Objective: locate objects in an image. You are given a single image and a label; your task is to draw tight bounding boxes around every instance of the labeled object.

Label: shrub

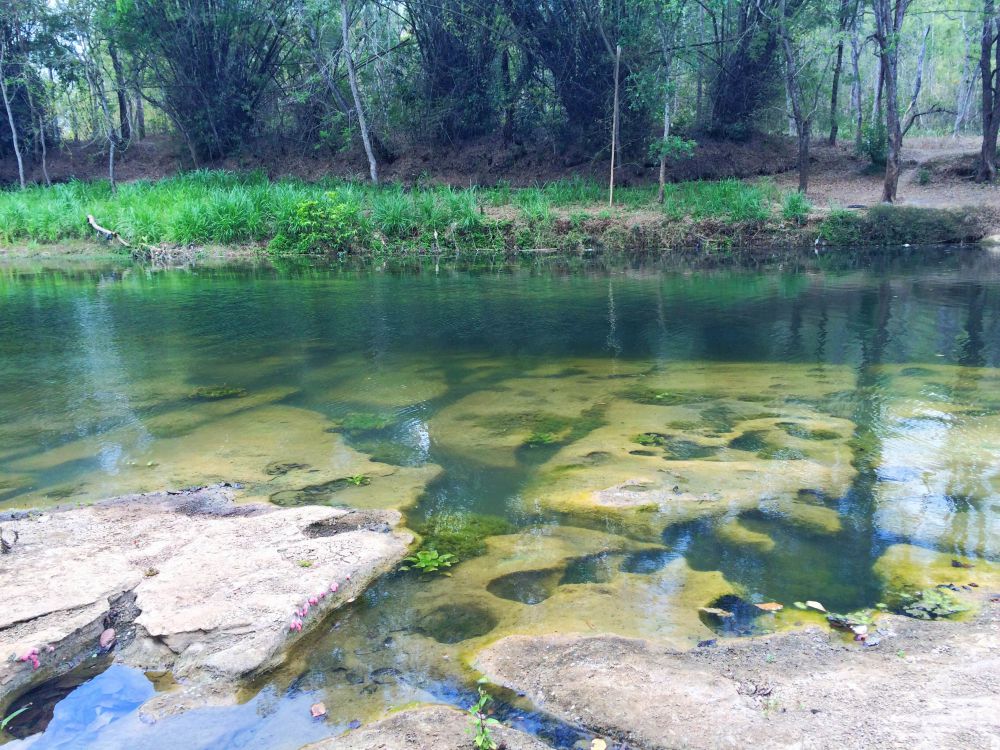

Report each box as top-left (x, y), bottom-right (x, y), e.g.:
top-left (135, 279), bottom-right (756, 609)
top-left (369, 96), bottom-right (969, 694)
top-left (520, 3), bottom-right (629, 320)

top-left (269, 192), bottom-right (362, 254)
top-left (782, 191), bottom-right (812, 225)
top-left (817, 209), bottom-right (864, 245)
top-left (860, 119), bottom-right (887, 167)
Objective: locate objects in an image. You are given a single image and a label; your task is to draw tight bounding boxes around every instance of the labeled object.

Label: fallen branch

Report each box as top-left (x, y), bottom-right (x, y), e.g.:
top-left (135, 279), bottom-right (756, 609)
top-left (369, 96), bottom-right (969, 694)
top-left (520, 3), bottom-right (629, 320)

top-left (86, 214), bottom-right (130, 247)
top-left (902, 105), bottom-right (953, 137)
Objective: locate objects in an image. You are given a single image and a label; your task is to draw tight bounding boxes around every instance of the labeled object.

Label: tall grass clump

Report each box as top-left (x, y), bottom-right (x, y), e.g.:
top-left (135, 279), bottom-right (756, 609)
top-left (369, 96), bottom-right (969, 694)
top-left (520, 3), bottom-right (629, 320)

top-left (661, 179), bottom-right (773, 222)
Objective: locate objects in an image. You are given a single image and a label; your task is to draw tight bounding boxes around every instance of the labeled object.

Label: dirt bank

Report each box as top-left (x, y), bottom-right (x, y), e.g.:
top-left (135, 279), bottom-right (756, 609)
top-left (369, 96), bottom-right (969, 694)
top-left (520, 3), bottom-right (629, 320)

top-left (0, 484), bottom-right (410, 712)
top-left (476, 597), bottom-right (1000, 750)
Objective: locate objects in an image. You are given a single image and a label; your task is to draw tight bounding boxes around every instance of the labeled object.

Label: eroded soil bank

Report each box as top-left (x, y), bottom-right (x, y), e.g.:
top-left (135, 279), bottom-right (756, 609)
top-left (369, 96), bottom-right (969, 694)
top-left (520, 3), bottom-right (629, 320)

top-left (0, 485), bottom-right (410, 715)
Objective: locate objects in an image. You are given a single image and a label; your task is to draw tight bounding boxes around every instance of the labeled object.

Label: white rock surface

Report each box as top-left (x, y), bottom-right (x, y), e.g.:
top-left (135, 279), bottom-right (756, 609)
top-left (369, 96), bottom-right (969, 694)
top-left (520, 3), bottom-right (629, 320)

top-left (0, 485), bottom-right (410, 705)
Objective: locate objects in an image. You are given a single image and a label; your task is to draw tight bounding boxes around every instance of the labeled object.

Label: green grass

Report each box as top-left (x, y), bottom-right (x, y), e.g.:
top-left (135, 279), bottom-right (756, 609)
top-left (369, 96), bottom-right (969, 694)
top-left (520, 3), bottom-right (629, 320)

top-left (0, 171), bottom-right (791, 253)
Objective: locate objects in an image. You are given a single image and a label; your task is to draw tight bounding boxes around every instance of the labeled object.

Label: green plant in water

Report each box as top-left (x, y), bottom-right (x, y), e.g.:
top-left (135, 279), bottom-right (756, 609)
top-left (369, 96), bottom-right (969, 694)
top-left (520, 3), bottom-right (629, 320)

top-left (190, 384), bottom-right (247, 401)
top-left (345, 474), bottom-right (369, 486)
top-left (896, 588), bottom-right (968, 620)
top-left (525, 431), bottom-right (558, 447)
top-left (2, 705), bottom-right (29, 733)
top-left (337, 411), bottom-right (394, 432)
top-left (412, 513), bottom-right (514, 560)
top-left (400, 549), bottom-right (456, 574)
top-left (467, 680), bottom-right (500, 750)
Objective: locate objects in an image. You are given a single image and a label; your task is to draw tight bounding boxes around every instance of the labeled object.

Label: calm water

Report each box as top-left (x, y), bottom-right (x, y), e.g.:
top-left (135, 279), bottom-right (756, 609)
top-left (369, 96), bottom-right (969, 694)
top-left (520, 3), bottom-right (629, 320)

top-left (2, 249), bottom-right (999, 748)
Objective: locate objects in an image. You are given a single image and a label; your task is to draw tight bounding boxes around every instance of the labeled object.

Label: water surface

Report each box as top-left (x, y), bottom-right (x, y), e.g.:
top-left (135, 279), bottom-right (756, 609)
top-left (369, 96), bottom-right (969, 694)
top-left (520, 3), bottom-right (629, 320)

top-left (2, 248), bottom-right (999, 748)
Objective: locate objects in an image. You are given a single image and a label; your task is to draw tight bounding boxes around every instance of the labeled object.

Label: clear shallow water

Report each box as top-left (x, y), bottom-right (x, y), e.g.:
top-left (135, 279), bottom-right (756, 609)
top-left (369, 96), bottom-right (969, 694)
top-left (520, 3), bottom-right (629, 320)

top-left (2, 249), bottom-right (1000, 748)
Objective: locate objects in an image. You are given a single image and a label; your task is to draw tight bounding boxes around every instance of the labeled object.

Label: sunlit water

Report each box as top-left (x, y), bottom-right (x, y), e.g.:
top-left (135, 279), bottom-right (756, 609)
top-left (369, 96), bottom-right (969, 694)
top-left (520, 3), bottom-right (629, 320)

top-left (2, 249), bottom-right (999, 748)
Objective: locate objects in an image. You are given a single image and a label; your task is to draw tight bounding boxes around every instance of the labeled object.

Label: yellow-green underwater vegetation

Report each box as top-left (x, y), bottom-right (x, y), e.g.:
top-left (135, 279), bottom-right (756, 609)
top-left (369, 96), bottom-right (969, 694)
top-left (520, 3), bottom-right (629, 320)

top-left (1, 250), bottom-right (999, 746)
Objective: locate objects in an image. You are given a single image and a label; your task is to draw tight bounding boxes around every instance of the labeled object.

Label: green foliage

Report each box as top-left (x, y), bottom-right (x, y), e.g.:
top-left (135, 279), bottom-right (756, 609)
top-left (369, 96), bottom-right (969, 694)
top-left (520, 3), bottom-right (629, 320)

top-left (860, 119), bottom-right (888, 168)
top-left (781, 191), bottom-right (811, 224)
top-left (270, 193), bottom-right (362, 254)
top-left (467, 682), bottom-right (500, 750)
top-left (648, 135), bottom-right (697, 161)
top-left (400, 548), bottom-right (456, 574)
top-left (917, 167), bottom-right (931, 185)
top-left (345, 474), bottom-right (370, 486)
top-left (817, 209), bottom-right (864, 245)
top-left (896, 588), bottom-right (967, 620)
top-left (411, 513), bottom-right (514, 560)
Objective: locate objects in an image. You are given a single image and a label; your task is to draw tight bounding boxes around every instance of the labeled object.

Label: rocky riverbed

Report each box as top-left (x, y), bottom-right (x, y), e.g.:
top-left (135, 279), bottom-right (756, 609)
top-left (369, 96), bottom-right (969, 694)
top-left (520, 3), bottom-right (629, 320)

top-left (0, 484), bottom-right (410, 713)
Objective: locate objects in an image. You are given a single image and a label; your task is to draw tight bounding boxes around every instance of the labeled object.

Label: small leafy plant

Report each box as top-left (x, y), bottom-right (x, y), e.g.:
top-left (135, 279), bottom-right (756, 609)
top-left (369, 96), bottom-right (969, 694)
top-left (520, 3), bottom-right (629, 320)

top-left (781, 191), bottom-right (811, 225)
top-left (2, 705), bottom-right (30, 733)
top-left (648, 135), bottom-right (697, 161)
top-left (346, 474), bottom-right (369, 487)
top-left (400, 549), bottom-right (456, 574)
top-left (467, 680), bottom-right (500, 750)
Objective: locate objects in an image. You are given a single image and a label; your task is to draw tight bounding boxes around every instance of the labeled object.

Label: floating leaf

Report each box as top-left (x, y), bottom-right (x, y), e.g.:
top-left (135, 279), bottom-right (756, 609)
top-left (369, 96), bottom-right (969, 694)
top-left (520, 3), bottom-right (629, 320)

top-left (592, 740), bottom-right (608, 750)
top-left (793, 601), bottom-right (806, 610)
top-left (755, 602), bottom-right (783, 612)
top-left (806, 600), bottom-right (826, 612)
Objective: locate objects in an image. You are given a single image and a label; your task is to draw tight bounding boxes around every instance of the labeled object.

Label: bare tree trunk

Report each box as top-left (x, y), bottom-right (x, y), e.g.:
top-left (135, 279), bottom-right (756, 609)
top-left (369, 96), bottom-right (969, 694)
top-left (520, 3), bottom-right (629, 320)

top-left (873, 0), bottom-right (912, 202)
top-left (609, 45), bottom-right (621, 206)
top-left (135, 88), bottom-right (146, 139)
top-left (0, 52), bottom-right (26, 189)
top-left (850, 19), bottom-right (863, 152)
top-left (656, 19), bottom-right (675, 204)
top-left (108, 43), bottom-right (131, 142)
top-left (780, 15), bottom-right (810, 193)
top-left (109, 138), bottom-right (116, 194)
top-left (828, 0), bottom-right (851, 144)
top-left (900, 27), bottom-right (933, 136)
top-left (341, 0), bottom-right (378, 184)
top-left (978, 0), bottom-right (999, 181)
top-left (38, 113), bottom-right (50, 187)
top-left (501, 47), bottom-right (514, 146)
top-left (955, 14), bottom-right (975, 136)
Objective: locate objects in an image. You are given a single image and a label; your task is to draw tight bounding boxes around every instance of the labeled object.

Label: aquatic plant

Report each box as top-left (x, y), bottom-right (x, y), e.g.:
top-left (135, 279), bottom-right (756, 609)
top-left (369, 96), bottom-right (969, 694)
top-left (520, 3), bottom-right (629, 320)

top-left (190, 384), bottom-right (247, 400)
top-left (467, 680), bottom-right (500, 750)
top-left (337, 411), bottom-right (395, 433)
top-left (411, 513), bottom-right (514, 560)
top-left (400, 549), bottom-right (456, 574)
top-left (895, 588), bottom-right (967, 620)
top-left (345, 474), bottom-right (370, 486)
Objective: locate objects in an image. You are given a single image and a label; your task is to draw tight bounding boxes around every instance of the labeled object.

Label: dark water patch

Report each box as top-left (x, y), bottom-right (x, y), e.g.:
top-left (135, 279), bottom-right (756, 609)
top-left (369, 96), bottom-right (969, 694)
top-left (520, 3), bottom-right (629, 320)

top-left (264, 461), bottom-right (310, 477)
top-left (698, 594), bottom-right (771, 637)
top-left (619, 547), bottom-right (679, 574)
top-left (900, 366), bottom-right (936, 377)
top-left (628, 449), bottom-right (657, 456)
top-left (727, 430), bottom-right (770, 452)
top-left (270, 476), bottom-right (369, 506)
top-left (777, 422), bottom-right (841, 440)
top-left (417, 603), bottom-right (498, 643)
top-left (189, 384), bottom-right (247, 401)
top-left (663, 439), bottom-right (720, 460)
top-left (487, 568), bottom-right (562, 605)
top-left (559, 551), bottom-right (617, 585)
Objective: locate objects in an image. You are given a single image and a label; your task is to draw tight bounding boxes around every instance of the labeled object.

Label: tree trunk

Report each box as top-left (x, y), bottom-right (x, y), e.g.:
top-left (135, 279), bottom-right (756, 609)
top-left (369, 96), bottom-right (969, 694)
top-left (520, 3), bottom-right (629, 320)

top-left (0, 54), bottom-right (26, 189)
top-left (38, 113), bottom-right (50, 187)
top-left (873, 0), bottom-right (910, 203)
top-left (656, 19), bottom-right (675, 204)
top-left (850, 20), bottom-right (863, 152)
top-left (501, 47), bottom-right (514, 146)
top-left (135, 88), bottom-right (146, 139)
top-left (341, 0), bottom-right (378, 184)
top-left (797, 120), bottom-right (811, 192)
top-left (108, 43), bottom-right (131, 142)
top-left (828, 0), bottom-right (850, 144)
top-left (609, 45), bottom-right (621, 206)
top-left (109, 139), bottom-right (117, 194)
top-left (978, 0), bottom-right (999, 181)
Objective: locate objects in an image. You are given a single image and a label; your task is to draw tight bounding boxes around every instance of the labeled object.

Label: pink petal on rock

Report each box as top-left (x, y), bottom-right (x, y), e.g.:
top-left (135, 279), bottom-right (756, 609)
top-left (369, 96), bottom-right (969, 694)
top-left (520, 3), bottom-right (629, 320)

top-left (99, 628), bottom-right (116, 650)
top-left (310, 702), bottom-right (327, 719)
top-left (308, 596), bottom-right (319, 606)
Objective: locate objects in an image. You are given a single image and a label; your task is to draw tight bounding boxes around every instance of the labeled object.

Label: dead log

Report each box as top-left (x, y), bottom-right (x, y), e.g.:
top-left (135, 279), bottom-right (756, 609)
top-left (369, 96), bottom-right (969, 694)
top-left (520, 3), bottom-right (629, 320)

top-left (86, 214), bottom-right (131, 247)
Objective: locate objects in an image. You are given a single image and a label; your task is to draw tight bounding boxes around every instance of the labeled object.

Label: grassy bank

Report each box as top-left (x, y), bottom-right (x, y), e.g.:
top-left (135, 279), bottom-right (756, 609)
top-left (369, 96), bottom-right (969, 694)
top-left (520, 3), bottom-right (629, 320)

top-left (0, 171), bottom-right (984, 254)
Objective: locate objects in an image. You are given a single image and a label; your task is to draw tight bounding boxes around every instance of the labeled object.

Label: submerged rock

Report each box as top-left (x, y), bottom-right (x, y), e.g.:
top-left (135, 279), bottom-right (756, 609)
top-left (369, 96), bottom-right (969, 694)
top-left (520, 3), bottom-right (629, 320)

top-left (0, 485), bottom-right (410, 707)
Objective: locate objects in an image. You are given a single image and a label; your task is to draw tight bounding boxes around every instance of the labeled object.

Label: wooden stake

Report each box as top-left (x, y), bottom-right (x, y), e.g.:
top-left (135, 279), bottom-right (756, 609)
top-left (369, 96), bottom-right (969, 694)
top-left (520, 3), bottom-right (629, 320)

top-left (609, 45), bottom-right (621, 207)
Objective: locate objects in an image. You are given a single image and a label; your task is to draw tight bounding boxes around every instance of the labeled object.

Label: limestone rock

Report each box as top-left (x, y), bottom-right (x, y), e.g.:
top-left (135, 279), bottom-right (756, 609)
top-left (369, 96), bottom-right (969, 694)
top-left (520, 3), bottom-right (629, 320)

top-left (0, 485), bottom-right (410, 706)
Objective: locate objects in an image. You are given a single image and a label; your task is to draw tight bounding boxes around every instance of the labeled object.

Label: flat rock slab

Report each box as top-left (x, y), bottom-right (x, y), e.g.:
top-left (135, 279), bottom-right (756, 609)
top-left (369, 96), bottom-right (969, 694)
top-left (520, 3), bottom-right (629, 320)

top-left (0, 485), bottom-right (410, 705)
top-left (476, 602), bottom-right (1000, 750)
top-left (300, 705), bottom-right (551, 750)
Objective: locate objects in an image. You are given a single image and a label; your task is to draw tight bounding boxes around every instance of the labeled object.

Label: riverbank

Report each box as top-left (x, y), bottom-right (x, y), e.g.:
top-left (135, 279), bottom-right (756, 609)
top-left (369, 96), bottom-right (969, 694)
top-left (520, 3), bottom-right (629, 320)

top-left (0, 167), bottom-right (995, 259)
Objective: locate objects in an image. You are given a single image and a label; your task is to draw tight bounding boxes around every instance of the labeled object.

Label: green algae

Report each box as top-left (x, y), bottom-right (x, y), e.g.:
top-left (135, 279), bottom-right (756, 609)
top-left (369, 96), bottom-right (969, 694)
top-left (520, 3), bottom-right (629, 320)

top-left (410, 512), bottom-right (515, 560)
top-left (270, 476), bottom-right (369, 506)
top-left (621, 386), bottom-right (709, 406)
top-left (189, 384), bottom-right (247, 401)
top-left (727, 430), bottom-right (771, 452)
top-left (777, 422), bottom-right (841, 440)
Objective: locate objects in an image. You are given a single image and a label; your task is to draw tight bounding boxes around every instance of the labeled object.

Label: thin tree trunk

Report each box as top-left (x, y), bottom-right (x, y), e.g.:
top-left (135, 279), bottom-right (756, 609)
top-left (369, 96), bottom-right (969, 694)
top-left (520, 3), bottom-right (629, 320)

top-left (780, 12), bottom-right (810, 193)
top-left (955, 14), bottom-right (974, 136)
top-left (38, 112), bottom-right (50, 187)
top-left (109, 139), bottom-right (116, 194)
top-left (135, 88), bottom-right (146, 139)
top-left (829, 0), bottom-right (850, 144)
top-left (108, 43), bottom-right (131, 142)
top-left (874, 0), bottom-right (911, 202)
top-left (0, 54), bottom-right (26, 189)
top-left (656, 19), bottom-right (675, 204)
top-left (978, 0), bottom-right (999, 181)
top-left (501, 47), bottom-right (514, 146)
top-left (609, 45), bottom-right (621, 206)
top-left (850, 21), bottom-right (863, 152)
top-left (341, 0), bottom-right (378, 184)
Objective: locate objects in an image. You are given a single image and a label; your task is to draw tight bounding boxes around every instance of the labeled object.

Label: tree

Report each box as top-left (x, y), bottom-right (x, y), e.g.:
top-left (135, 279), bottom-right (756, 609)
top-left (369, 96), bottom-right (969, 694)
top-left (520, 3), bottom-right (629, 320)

top-left (118, 0), bottom-right (294, 162)
top-left (0, 41), bottom-right (26, 188)
top-left (871, 0), bottom-right (913, 202)
top-left (341, 0), bottom-right (377, 183)
top-left (978, 0), bottom-right (1000, 181)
